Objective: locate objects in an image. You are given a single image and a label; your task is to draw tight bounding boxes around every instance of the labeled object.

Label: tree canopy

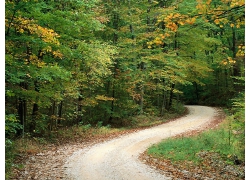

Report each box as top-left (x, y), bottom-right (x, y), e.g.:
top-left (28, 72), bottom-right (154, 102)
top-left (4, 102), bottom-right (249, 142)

top-left (5, 0), bottom-right (244, 137)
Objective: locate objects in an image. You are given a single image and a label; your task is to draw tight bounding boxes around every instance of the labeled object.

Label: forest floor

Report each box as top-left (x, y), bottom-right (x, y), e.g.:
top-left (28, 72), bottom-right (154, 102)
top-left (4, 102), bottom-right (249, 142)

top-left (11, 106), bottom-right (245, 180)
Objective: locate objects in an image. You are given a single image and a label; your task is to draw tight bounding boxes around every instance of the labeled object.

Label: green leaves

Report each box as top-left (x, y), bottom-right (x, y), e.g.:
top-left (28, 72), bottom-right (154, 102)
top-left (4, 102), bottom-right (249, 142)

top-left (5, 114), bottom-right (23, 137)
top-left (5, 0), bottom-right (245, 136)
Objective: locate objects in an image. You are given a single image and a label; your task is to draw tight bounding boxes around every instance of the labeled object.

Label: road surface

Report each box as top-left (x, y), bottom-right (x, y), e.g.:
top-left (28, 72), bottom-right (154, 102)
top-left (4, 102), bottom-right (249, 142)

top-left (64, 105), bottom-right (219, 180)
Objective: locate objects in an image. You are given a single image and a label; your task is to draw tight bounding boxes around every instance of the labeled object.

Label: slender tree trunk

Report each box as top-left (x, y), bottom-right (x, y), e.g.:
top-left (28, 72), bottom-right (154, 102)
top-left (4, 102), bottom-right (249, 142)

top-left (139, 62), bottom-right (145, 114)
top-left (58, 101), bottom-right (63, 124)
top-left (77, 91), bottom-right (83, 125)
top-left (225, 69), bottom-right (228, 88)
top-left (48, 101), bottom-right (56, 132)
top-left (161, 89), bottom-right (167, 116)
top-left (31, 49), bottom-right (45, 132)
top-left (231, 27), bottom-right (240, 79)
top-left (109, 11), bottom-right (119, 122)
top-left (30, 80), bottom-right (39, 132)
top-left (168, 83), bottom-right (175, 108)
top-left (109, 64), bottom-right (117, 122)
top-left (19, 82), bottom-right (27, 136)
top-left (147, 0), bottom-right (152, 33)
top-left (139, 84), bottom-right (144, 114)
top-left (17, 93), bottom-right (27, 137)
top-left (138, 0), bottom-right (152, 114)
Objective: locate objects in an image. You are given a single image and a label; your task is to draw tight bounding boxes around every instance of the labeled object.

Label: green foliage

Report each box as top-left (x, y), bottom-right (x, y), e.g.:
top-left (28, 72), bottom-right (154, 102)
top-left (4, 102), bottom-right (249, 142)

top-left (5, 1), bottom-right (245, 178)
top-left (228, 91), bottom-right (245, 159)
top-left (169, 100), bottom-right (186, 114)
top-left (5, 114), bottom-right (23, 138)
top-left (5, 0), bottom-right (245, 134)
top-left (147, 127), bottom-right (242, 164)
top-left (147, 90), bottom-right (245, 165)
top-left (80, 124), bottom-right (92, 132)
top-left (5, 138), bottom-right (15, 179)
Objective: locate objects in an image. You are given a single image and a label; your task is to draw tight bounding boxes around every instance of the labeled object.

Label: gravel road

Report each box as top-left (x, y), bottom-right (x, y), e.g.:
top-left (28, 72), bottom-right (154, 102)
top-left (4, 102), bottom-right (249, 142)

top-left (64, 105), bottom-right (219, 180)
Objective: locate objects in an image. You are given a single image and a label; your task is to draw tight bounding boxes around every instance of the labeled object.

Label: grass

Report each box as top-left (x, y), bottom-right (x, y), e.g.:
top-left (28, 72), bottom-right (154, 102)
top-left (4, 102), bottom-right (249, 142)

top-left (147, 119), bottom-right (244, 165)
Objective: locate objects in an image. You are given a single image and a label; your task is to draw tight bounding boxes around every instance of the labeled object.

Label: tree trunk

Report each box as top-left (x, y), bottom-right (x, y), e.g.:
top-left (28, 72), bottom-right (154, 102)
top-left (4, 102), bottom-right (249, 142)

top-left (31, 80), bottom-right (39, 132)
top-left (58, 101), bottom-right (63, 124)
top-left (77, 91), bottom-right (83, 125)
top-left (147, 0), bottom-right (152, 32)
top-left (231, 27), bottom-right (239, 76)
top-left (109, 11), bottom-right (119, 122)
top-left (168, 83), bottom-right (175, 108)
top-left (161, 89), bottom-right (167, 116)
top-left (17, 98), bottom-right (26, 137)
top-left (17, 82), bottom-right (27, 137)
top-left (139, 62), bottom-right (145, 115)
top-left (194, 82), bottom-right (199, 103)
top-left (109, 64), bottom-right (116, 122)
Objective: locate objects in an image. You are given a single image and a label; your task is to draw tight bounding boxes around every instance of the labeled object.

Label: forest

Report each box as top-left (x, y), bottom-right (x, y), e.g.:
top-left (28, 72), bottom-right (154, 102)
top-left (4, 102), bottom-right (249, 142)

top-left (5, 0), bottom-right (245, 178)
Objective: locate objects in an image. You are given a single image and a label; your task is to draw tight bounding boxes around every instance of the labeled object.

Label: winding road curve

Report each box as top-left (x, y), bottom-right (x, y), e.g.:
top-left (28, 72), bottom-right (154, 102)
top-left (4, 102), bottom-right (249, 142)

top-left (64, 105), bottom-right (219, 180)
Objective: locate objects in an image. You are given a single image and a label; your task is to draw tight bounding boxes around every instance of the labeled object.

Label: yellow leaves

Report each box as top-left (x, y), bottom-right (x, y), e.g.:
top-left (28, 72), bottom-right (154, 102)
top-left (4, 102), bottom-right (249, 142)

top-left (206, 0), bottom-right (212, 5)
top-left (147, 39), bottom-right (158, 49)
top-left (178, 21), bottom-right (185, 26)
top-left (43, 46), bottom-right (52, 53)
top-left (25, 53), bottom-right (47, 67)
top-left (29, 54), bottom-right (38, 61)
top-left (157, 19), bottom-right (162, 23)
top-left (197, 0), bottom-right (244, 28)
top-left (147, 41), bottom-right (153, 49)
top-left (214, 19), bottom-right (220, 25)
top-left (41, 46), bottom-right (63, 59)
top-left (230, 0), bottom-right (244, 8)
top-left (236, 44), bottom-right (245, 57)
top-left (95, 16), bottom-right (109, 24)
top-left (52, 50), bottom-right (63, 59)
top-left (82, 98), bottom-right (98, 107)
top-left (213, 17), bottom-right (236, 28)
top-left (147, 36), bottom-right (164, 48)
top-left (13, 17), bottom-right (60, 45)
top-left (238, 45), bottom-right (244, 49)
top-left (36, 26), bottom-right (60, 45)
top-left (220, 57), bottom-right (236, 66)
top-left (159, 11), bottom-right (196, 34)
top-left (18, 28), bottom-right (25, 33)
top-left (228, 57), bottom-right (236, 64)
top-left (37, 61), bottom-right (46, 68)
top-left (165, 22), bottom-right (178, 32)
top-left (185, 17), bottom-right (196, 25)
top-left (235, 19), bottom-right (244, 28)
top-left (95, 95), bottom-right (115, 101)
top-left (196, 0), bottom-right (207, 14)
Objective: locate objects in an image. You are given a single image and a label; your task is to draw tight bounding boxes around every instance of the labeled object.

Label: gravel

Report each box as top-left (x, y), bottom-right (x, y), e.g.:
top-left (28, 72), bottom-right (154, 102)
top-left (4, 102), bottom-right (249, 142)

top-left (64, 105), bottom-right (219, 180)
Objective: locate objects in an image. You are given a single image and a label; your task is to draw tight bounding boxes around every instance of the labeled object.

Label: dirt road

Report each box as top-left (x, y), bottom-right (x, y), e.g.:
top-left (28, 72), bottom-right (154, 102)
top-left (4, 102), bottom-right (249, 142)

top-left (64, 105), bottom-right (219, 180)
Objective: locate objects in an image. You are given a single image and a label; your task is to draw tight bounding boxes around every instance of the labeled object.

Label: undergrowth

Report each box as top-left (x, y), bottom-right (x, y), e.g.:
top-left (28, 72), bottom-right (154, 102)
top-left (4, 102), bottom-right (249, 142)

top-left (147, 115), bottom-right (245, 166)
top-left (6, 107), bottom-right (186, 179)
top-left (147, 92), bottom-right (245, 166)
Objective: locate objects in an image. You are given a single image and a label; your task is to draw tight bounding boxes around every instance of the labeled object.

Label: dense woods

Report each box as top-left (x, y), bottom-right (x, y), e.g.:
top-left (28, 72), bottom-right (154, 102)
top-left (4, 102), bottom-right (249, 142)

top-left (5, 0), bottom-right (244, 176)
top-left (6, 0), bottom-right (244, 136)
